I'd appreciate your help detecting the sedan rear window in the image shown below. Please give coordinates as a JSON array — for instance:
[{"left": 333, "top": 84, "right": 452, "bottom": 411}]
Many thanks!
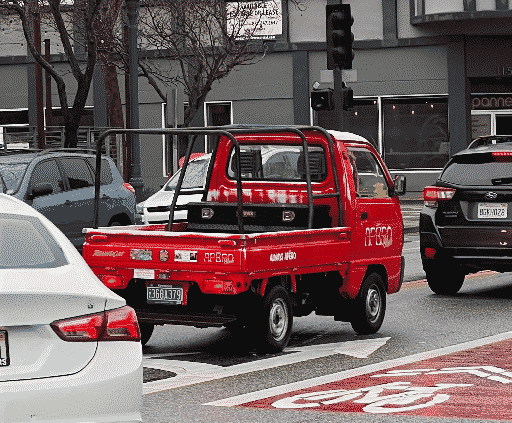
[
  {"left": 0, "top": 214, "right": 68, "bottom": 269},
  {"left": 440, "top": 153, "right": 512, "bottom": 186}
]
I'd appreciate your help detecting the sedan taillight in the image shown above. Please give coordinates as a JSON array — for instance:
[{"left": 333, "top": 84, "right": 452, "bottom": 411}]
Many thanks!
[
  {"left": 423, "top": 186, "right": 456, "bottom": 208},
  {"left": 50, "top": 306, "right": 140, "bottom": 342}
]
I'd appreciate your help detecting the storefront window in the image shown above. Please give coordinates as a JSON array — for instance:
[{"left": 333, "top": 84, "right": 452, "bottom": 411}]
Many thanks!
[
  {"left": 345, "top": 99, "right": 379, "bottom": 149},
  {"left": 383, "top": 97, "right": 449, "bottom": 169}
]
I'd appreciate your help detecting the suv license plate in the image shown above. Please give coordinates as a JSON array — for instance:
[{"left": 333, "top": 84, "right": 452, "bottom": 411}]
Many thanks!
[
  {"left": 147, "top": 285, "right": 183, "bottom": 305},
  {"left": 478, "top": 203, "right": 508, "bottom": 219},
  {"left": 0, "top": 330, "right": 10, "bottom": 367}
]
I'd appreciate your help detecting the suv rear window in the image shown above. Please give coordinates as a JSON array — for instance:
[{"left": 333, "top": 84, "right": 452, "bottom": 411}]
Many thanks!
[
  {"left": 0, "top": 214, "right": 68, "bottom": 269},
  {"left": 440, "top": 152, "right": 512, "bottom": 186}
]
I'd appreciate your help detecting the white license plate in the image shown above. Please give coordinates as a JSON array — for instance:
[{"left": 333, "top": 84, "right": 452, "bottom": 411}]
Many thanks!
[
  {"left": 478, "top": 203, "right": 508, "bottom": 219},
  {"left": 147, "top": 285, "right": 183, "bottom": 305},
  {"left": 0, "top": 330, "right": 10, "bottom": 367}
]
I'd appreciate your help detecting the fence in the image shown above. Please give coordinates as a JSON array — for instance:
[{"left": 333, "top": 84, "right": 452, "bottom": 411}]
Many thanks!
[{"left": 2, "top": 125, "right": 123, "bottom": 175}]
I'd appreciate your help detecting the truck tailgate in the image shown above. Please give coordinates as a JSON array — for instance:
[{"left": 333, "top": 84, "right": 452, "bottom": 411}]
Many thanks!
[{"left": 83, "top": 225, "right": 352, "bottom": 293}]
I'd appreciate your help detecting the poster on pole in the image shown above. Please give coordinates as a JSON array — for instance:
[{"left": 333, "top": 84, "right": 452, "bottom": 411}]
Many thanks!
[{"left": 227, "top": 1, "right": 282, "bottom": 40}]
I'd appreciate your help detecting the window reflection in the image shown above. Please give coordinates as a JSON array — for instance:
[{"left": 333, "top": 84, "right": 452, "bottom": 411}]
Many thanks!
[{"left": 383, "top": 97, "right": 449, "bottom": 169}]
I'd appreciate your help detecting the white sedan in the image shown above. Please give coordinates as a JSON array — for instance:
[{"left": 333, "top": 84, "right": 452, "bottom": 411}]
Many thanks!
[
  {"left": 137, "top": 154, "right": 211, "bottom": 224},
  {"left": 0, "top": 194, "right": 142, "bottom": 423}
]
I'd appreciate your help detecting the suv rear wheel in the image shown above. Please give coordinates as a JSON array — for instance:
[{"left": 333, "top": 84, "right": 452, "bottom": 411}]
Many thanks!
[{"left": 425, "top": 263, "right": 465, "bottom": 295}]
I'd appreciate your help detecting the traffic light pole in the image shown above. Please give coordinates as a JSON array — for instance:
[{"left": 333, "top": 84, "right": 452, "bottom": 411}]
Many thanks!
[{"left": 317, "top": 68, "right": 345, "bottom": 131}]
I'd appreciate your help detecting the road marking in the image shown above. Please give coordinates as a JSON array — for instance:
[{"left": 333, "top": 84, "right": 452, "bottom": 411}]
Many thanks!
[
  {"left": 205, "top": 330, "right": 512, "bottom": 408},
  {"left": 143, "top": 337, "right": 389, "bottom": 395}
]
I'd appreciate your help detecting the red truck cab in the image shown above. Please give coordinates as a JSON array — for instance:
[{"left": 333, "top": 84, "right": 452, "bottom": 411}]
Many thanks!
[{"left": 83, "top": 126, "right": 406, "bottom": 352}]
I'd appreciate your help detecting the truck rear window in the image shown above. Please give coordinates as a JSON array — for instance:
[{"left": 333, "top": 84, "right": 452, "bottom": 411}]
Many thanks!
[{"left": 226, "top": 145, "right": 327, "bottom": 182}]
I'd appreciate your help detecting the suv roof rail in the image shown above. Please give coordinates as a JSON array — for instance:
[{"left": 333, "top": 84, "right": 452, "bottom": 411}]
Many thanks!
[
  {"left": 468, "top": 135, "right": 512, "bottom": 149},
  {"left": 37, "top": 147, "right": 100, "bottom": 156}
]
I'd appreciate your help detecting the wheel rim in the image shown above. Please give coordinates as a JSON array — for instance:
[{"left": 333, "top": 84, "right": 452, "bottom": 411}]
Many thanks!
[
  {"left": 269, "top": 298, "right": 289, "bottom": 342},
  {"left": 366, "top": 285, "right": 381, "bottom": 323}
]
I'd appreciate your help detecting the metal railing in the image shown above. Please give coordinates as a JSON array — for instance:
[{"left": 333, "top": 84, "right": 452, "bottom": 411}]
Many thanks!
[{"left": 1, "top": 125, "right": 123, "bottom": 173}]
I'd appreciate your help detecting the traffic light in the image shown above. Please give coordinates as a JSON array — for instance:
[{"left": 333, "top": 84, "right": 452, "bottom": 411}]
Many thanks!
[
  {"left": 342, "top": 86, "right": 353, "bottom": 111},
  {"left": 311, "top": 89, "right": 334, "bottom": 111},
  {"left": 326, "top": 4, "right": 354, "bottom": 70}
]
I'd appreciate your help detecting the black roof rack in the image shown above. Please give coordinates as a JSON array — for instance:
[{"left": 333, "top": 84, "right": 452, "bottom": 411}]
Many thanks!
[{"left": 468, "top": 135, "right": 512, "bottom": 149}]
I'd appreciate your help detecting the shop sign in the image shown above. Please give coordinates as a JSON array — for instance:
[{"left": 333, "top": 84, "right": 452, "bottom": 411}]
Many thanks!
[
  {"left": 227, "top": 1, "right": 282, "bottom": 39},
  {"left": 472, "top": 95, "right": 512, "bottom": 110}
]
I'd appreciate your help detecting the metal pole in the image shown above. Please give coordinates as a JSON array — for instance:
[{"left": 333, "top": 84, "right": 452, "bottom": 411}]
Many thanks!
[
  {"left": 33, "top": 11, "right": 45, "bottom": 149},
  {"left": 125, "top": 0, "right": 143, "bottom": 202}
]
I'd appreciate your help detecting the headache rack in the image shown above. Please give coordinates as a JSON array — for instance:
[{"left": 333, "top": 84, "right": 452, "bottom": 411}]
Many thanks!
[{"left": 92, "top": 125, "right": 344, "bottom": 233}]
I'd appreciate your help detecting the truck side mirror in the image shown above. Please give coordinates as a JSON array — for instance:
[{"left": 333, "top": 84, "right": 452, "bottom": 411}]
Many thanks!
[{"left": 392, "top": 175, "right": 406, "bottom": 196}]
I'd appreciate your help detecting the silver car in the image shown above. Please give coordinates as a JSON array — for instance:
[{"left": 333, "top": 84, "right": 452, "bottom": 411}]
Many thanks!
[
  {"left": 0, "top": 193, "right": 142, "bottom": 422},
  {"left": 0, "top": 149, "right": 136, "bottom": 250}
]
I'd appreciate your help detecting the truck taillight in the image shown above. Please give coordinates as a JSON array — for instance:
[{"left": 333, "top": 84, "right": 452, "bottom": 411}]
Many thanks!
[
  {"left": 100, "top": 274, "right": 124, "bottom": 288},
  {"left": 50, "top": 306, "right": 140, "bottom": 342},
  {"left": 423, "top": 186, "right": 455, "bottom": 208}
]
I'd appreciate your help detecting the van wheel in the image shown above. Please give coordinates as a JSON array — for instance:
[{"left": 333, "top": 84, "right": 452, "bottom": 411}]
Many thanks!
[
  {"left": 350, "top": 273, "right": 386, "bottom": 335},
  {"left": 426, "top": 265, "right": 465, "bottom": 295},
  {"left": 257, "top": 286, "right": 293, "bottom": 352},
  {"left": 139, "top": 323, "right": 155, "bottom": 346}
]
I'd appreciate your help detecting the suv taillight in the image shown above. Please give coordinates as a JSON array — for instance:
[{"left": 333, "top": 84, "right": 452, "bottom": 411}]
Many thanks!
[
  {"left": 123, "top": 182, "right": 136, "bottom": 195},
  {"left": 423, "top": 186, "right": 455, "bottom": 208},
  {"left": 50, "top": 306, "right": 140, "bottom": 342}
]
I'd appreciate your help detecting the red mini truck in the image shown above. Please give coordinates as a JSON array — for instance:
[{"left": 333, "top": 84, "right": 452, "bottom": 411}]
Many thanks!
[{"left": 83, "top": 126, "right": 406, "bottom": 352}]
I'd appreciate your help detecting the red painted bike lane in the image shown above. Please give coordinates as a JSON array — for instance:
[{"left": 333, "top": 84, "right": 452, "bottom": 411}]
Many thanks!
[{"left": 206, "top": 332, "right": 512, "bottom": 420}]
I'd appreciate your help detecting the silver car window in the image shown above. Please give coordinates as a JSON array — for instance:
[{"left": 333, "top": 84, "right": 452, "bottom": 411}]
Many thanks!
[
  {"left": 0, "top": 162, "right": 28, "bottom": 192},
  {"left": 29, "top": 160, "right": 65, "bottom": 195}
]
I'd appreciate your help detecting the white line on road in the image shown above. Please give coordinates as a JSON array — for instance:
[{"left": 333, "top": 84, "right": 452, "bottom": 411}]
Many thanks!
[
  {"left": 205, "top": 331, "right": 512, "bottom": 407},
  {"left": 143, "top": 337, "right": 390, "bottom": 395}
]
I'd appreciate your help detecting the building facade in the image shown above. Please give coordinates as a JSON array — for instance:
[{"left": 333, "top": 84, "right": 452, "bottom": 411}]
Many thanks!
[{"left": 1, "top": 0, "right": 512, "bottom": 198}]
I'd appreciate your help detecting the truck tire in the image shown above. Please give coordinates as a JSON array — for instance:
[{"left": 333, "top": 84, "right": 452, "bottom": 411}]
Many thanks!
[
  {"left": 350, "top": 273, "right": 386, "bottom": 335},
  {"left": 139, "top": 323, "right": 155, "bottom": 346},
  {"left": 257, "top": 285, "right": 293, "bottom": 352},
  {"left": 426, "top": 265, "right": 465, "bottom": 295}
]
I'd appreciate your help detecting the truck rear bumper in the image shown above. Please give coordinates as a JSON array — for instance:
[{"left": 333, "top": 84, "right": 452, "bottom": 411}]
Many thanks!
[{"left": 136, "top": 310, "right": 237, "bottom": 328}]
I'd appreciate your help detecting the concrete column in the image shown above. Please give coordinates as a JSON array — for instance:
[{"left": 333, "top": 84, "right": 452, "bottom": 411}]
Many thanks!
[{"left": 447, "top": 37, "right": 472, "bottom": 155}]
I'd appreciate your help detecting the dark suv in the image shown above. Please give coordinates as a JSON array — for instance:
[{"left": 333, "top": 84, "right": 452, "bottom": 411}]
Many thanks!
[
  {"left": 0, "top": 149, "right": 136, "bottom": 250},
  {"left": 420, "top": 139, "right": 512, "bottom": 294}
]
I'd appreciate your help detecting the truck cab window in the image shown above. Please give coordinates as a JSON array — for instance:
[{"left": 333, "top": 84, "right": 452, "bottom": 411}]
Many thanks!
[{"left": 347, "top": 147, "right": 390, "bottom": 198}]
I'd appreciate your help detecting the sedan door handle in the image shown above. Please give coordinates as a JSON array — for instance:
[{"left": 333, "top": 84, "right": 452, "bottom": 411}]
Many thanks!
[
  {"left": 64, "top": 200, "right": 72, "bottom": 205},
  {"left": 360, "top": 212, "right": 368, "bottom": 221}
]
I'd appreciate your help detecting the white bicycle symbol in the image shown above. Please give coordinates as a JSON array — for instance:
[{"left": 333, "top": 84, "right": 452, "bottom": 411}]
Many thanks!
[{"left": 272, "top": 381, "right": 473, "bottom": 414}]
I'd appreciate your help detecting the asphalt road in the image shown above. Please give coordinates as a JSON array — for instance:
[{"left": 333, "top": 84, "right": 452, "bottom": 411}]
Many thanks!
[{"left": 142, "top": 233, "right": 512, "bottom": 423}]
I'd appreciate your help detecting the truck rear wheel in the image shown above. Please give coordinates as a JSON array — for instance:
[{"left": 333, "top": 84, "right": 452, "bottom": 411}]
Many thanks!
[
  {"left": 139, "top": 323, "right": 155, "bottom": 346},
  {"left": 257, "top": 285, "right": 293, "bottom": 352},
  {"left": 350, "top": 273, "right": 386, "bottom": 335}
]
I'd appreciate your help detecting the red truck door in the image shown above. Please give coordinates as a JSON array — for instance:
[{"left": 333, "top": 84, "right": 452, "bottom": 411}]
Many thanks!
[{"left": 346, "top": 146, "right": 402, "bottom": 262}]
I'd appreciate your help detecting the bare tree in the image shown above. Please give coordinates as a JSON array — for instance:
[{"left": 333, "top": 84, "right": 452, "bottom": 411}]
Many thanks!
[
  {"left": 104, "top": 0, "right": 280, "bottom": 127},
  {"left": 0, "top": 0, "right": 122, "bottom": 147}
]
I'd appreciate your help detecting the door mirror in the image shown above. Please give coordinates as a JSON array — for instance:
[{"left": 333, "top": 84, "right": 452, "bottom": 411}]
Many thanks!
[
  {"left": 29, "top": 183, "right": 53, "bottom": 199},
  {"left": 393, "top": 175, "right": 406, "bottom": 196}
]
